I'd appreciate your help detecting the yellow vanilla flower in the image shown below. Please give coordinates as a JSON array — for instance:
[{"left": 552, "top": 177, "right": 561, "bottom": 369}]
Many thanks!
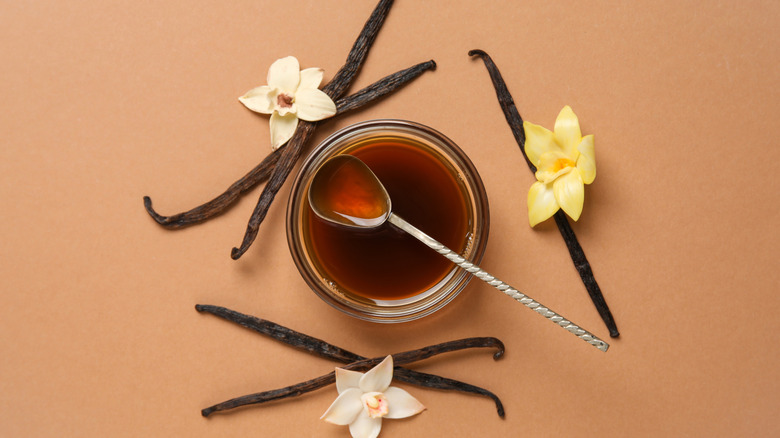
[{"left": 523, "top": 106, "right": 596, "bottom": 227}]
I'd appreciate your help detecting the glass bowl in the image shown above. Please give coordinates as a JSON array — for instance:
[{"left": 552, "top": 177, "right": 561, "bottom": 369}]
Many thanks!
[{"left": 286, "top": 119, "right": 489, "bottom": 323}]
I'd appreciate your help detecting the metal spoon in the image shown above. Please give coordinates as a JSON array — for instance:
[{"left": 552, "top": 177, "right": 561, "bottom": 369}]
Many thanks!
[{"left": 308, "top": 155, "right": 608, "bottom": 352}]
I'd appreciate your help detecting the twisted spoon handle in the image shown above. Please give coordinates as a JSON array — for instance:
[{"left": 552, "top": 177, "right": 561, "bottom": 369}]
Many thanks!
[{"left": 387, "top": 214, "right": 609, "bottom": 352}]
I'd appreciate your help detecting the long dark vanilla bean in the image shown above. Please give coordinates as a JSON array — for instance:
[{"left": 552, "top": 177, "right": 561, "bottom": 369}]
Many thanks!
[
  {"left": 143, "top": 149, "right": 282, "bottom": 228},
  {"left": 322, "top": 0, "right": 394, "bottom": 100},
  {"left": 144, "top": 0, "right": 435, "bottom": 243},
  {"left": 467, "top": 50, "right": 533, "bottom": 172},
  {"left": 201, "top": 337, "right": 505, "bottom": 416},
  {"left": 392, "top": 369, "right": 504, "bottom": 417},
  {"left": 469, "top": 49, "right": 619, "bottom": 338},
  {"left": 336, "top": 60, "right": 436, "bottom": 113},
  {"left": 143, "top": 60, "right": 435, "bottom": 229},
  {"left": 230, "top": 0, "right": 396, "bottom": 259},
  {"left": 552, "top": 211, "right": 617, "bottom": 336},
  {"left": 202, "top": 372, "right": 336, "bottom": 417},
  {"left": 230, "top": 122, "right": 315, "bottom": 259},
  {"left": 195, "top": 304, "right": 505, "bottom": 417},
  {"left": 196, "top": 304, "right": 363, "bottom": 362}
]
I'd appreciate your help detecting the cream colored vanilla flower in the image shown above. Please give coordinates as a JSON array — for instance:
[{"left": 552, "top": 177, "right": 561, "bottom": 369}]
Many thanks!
[
  {"left": 239, "top": 56, "right": 337, "bottom": 149},
  {"left": 523, "top": 106, "right": 596, "bottom": 227},
  {"left": 321, "top": 356, "right": 425, "bottom": 438}
]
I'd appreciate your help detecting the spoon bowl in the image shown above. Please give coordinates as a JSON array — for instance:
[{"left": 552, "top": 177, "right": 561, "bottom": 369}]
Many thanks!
[{"left": 308, "top": 155, "right": 391, "bottom": 229}]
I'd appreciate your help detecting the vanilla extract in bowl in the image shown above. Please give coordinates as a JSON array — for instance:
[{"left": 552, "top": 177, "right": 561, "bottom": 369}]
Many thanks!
[
  {"left": 308, "top": 139, "right": 470, "bottom": 301},
  {"left": 287, "top": 120, "right": 489, "bottom": 323}
]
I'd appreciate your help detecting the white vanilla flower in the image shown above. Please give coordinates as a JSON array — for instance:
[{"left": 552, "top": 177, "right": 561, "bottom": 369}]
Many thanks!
[
  {"left": 321, "top": 356, "right": 425, "bottom": 438},
  {"left": 239, "top": 56, "right": 337, "bottom": 149}
]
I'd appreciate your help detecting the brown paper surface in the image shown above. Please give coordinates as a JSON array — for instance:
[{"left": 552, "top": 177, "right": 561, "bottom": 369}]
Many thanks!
[{"left": 1, "top": 1, "right": 778, "bottom": 436}]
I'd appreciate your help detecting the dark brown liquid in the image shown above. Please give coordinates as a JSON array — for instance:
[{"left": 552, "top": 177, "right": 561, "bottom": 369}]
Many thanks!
[{"left": 306, "top": 140, "right": 469, "bottom": 301}]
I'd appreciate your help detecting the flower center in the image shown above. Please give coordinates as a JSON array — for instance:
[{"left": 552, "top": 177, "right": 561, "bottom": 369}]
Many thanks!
[
  {"left": 362, "top": 392, "right": 389, "bottom": 419},
  {"left": 276, "top": 92, "right": 294, "bottom": 109},
  {"left": 552, "top": 157, "right": 575, "bottom": 172}
]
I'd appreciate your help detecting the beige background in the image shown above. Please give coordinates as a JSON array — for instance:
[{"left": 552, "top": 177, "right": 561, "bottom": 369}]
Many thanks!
[{"left": 2, "top": 0, "right": 778, "bottom": 436}]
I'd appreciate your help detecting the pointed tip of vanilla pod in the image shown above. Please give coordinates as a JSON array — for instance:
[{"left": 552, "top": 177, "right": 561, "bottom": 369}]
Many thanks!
[
  {"left": 143, "top": 195, "right": 189, "bottom": 229},
  {"left": 142, "top": 196, "right": 165, "bottom": 223},
  {"left": 468, "top": 49, "right": 488, "bottom": 58},
  {"left": 492, "top": 338, "right": 505, "bottom": 360}
]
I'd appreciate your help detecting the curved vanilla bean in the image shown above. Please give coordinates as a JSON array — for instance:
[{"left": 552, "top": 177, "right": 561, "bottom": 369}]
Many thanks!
[
  {"left": 143, "top": 149, "right": 282, "bottom": 228},
  {"left": 202, "top": 373, "right": 335, "bottom": 417},
  {"left": 230, "top": 0, "right": 398, "bottom": 259},
  {"left": 336, "top": 60, "right": 436, "bottom": 114},
  {"left": 322, "top": 0, "right": 394, "bottom": 100},
  {"left": 195, "top": 304, "right": 362, "bottom": 362},
  {"left": 195, "top": 304, "right": 505, "bottom": 417},
  {"left": 201, "top": 337, "right": 504, "bottom": 416},
  {"left": 203, "top": 369, "right": 506, "bottom": 417},
  {"left": 143, "top": 0, "right": 434, "bottom": 252},
  {"left": 143, "top": 60, "right": 434, "bottom": 230},
  {"left": 230, "top": 122, "right": 315, "bottom": 259},
  {"left": 469, "top": 49, "right": 619, "bottom": 337},
  {"left": 392, "top": 368, "right": 505, "bottom": 417},
  {"left": 552, "top": 211, "right": 618, "bottom": 337},
  {"left": 467, "top": 49, "right": 533, "bottom": 171}
]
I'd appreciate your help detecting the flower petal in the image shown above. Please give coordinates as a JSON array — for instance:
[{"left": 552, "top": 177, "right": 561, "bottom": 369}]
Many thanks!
[
  {"left": 528, "top": 181, "right": 559, "bottom": 227},
  {"left": 360, "top": 356, "right": 393, "bottom": 393},
  {"left": 299, "top": 67, "right": 324, "bottom": 90},
  {"left": 336, "top": 368, "right": 363, "bottom": 394},
  {"left": 294, "top": 88, "right": 337, "bottom": 121},
  {"left": 553, "top": 169, "right": 585, "bottom": 221},
  {"left": 349, "top": 414, "right": 382, "bottom": 438},
  {"left": 321, "top": 388, "right": 363, "bottom": 425},
  {"left": 554, "top": 105, "right": 582, "bottom": 158},
  {"left": 269, "top": 112, "right": 298, "bottom": 150},
  {"left": 383, "top": 386, "right": 425, "bottom": 419},
  {"left": 267, "top": 56, "right": 300, "bottom": 93},
  {"left": 576, "top": 135, "right": 596, "bottom": 184},
  {"left": 523, "top": 121, "right": 557, "bottom": 167},
  {"left": 238, "top": 86, "right": 275, "bottom": 114}
]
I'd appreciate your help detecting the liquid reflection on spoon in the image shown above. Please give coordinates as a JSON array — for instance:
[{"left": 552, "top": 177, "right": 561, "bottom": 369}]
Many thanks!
[
  {"left": 308, "top": 155, "right": 609, "bottom": 352},
  {"left": 308, "top": 155, "right": 390, "bottom": 229}
]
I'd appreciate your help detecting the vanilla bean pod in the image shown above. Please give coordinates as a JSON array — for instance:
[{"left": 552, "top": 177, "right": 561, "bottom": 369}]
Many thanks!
[
  {"left": 143, "top": 60, "right": 434, "bottom": 230},
  {"left": 230, "top": 121, "right": 314, "bottom": 259},
  {"left": 202, "top": 337, "right": 504, "bottom": 416},
  {"left": 336, "top": 60, "right": 436, "bottom": 114},
  {"left": 195, "top": 304, "right": 505, "bottom": 417},
  {"left": 143, "top": 149, "right": 281, "bottom": 228},
  {"left": 469, "top": 49, "right": 619, "bottom": 337},
  {"left": 230, "top": 0, "right": 395, "bottom": 259},
  {"left": 322, "top": 0, "right": 394, "bottom": 100},
  {"left": 196, "top": 304, "right": 363, "bottom": 361},
  {"left": 393, "top": 368, "right": 505, "bottom": 417},
  {"left": 143, "top": 0, "right": 434, "bottom": 239}
]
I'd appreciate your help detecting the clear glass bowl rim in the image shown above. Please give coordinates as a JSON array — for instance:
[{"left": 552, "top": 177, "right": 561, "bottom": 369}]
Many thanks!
[{"left": 285, "top": 119, "right": 490, "bottom": 323}]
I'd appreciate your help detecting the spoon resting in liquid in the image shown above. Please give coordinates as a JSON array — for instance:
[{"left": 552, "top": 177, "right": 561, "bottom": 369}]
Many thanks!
[{"left": 309, "top": 155, "right": 609, "bottom": 352}]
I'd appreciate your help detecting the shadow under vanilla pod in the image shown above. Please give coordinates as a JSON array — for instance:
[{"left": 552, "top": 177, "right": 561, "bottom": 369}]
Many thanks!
[
  {"left": 143, "top": 0, "right": 436, "bottom": 260},
  {"left": 196, "top": 305, "right": 506, "bottom": 417},
  {"left": 469, "top": 49, "right": 619, "bottom": 338}
]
